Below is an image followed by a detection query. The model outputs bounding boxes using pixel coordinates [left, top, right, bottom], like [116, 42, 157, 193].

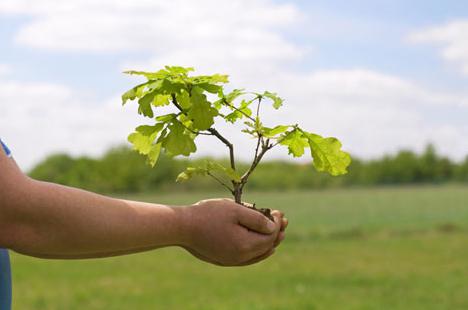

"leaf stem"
[207, 171, 234, 193]
[256, 97, 262, 119]
[222, 98, 256, 122]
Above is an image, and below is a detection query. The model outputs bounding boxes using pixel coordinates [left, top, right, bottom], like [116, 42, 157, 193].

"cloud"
[409, 20, 468, 75]
[0, 76, 144, 170]
[0, 64, 11, 76]
[0, 0, 301, 63]
[3, 67, 468, 171]
[1, 1, 468, 169]
[254, 69, 468, 161]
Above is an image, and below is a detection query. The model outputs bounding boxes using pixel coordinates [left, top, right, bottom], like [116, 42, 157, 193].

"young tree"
[122, 66, 351, 217]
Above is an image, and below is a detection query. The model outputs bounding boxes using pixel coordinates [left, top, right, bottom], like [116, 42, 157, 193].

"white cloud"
[0, 76, 143, 170]
[255, 69, 468, 160]
[3, 67, 468, 171]
[1, 1, 468, 169]
[0, 0, 301, 63]
[409, 20, 468, 75]
[0, 64, 11, 76]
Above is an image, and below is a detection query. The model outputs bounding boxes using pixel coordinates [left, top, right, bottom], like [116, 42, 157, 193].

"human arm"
[0, 150, 286, 266]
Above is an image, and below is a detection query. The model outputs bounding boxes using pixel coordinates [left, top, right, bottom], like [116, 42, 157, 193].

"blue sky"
[1, 0, 468, 169]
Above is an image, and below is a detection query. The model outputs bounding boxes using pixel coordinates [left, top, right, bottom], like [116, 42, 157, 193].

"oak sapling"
[122, 66, 351, 220]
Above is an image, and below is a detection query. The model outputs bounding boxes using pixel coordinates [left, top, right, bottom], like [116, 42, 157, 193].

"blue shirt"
[0, 139, 12, 310]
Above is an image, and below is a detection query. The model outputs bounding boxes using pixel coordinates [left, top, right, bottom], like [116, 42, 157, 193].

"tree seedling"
[122, 66, 351, 219]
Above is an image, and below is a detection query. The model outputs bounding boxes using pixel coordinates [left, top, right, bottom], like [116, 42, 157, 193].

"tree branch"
[171, 94, 185, 112]
[207, 128, 236, 171]
[171, 93, 239, 198]
[240, 143, 270, 190]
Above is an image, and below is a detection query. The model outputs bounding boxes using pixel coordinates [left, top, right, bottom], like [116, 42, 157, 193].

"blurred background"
[2, 0, 468, 309]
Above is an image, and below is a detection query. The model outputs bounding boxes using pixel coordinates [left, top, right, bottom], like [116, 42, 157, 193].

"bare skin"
[0, 150, 287, 266]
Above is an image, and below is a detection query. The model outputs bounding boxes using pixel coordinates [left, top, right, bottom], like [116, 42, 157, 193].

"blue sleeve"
[0, 139, 13, 309]
[0, 249, 12, 310]
[0, 140, 11, 157]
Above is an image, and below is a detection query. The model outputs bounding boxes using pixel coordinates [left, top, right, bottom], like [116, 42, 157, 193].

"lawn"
[11, 186, 468, 309]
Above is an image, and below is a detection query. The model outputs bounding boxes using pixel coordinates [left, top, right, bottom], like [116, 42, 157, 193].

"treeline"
[29, 144, 468, 193]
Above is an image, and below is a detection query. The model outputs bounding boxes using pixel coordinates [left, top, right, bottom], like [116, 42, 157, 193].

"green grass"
[11, 185, 468, 309]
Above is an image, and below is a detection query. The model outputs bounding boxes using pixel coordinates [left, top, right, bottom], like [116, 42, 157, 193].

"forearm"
[4, 178, 189, 259]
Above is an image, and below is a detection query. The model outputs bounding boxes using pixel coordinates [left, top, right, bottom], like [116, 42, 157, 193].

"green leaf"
[122, 88, 137, 105]
[152, 94, 171, 107]
[138, 92, 155, 117]
[136, 124, 164, 136]
[224, 89, 245, 103]
[195, 83, 221, 94]
[206, 161, 241, 183]
[160, 78, 186, 94]
[176, 166, 207, 182]
[187, 88, 218, 130]
[280, 129, 309, 157]
[122, 82, 150, 105]
[165, 66, 194, 75]
[147, 143, 162, 167]
[176, 90, 191, 109]
[162, 121, 196, 156]
[224, 100, 252, 123]
[128, 132, 153, 155]
[262, 91, 283, 109]
[263, 125, 290, 138]
[127, 124, 164, 164]
[123, 69, 169, 80]
[304, 132, 351, 176]
[156, 113, 177, 122]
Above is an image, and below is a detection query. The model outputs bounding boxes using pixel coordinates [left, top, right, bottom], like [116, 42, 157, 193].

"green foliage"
[28, 144, 468, 193]
[305, 133, 352, 176]
[176, 161, 241, 184]
[122, 66, 351, 198]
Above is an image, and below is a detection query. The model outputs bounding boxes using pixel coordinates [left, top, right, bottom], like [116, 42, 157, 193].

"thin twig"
[221, 98, 256, 122]
[240, 144, 270, 190]
[171, 94, 185, 112]
[179, 121, 213, 136]
[207, 171, 234, 193]
[256, 97, 262, 119]
[171, 92, 239, 197]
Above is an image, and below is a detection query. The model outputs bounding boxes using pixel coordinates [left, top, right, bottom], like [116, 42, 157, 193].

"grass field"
[11, 186, 468, 309]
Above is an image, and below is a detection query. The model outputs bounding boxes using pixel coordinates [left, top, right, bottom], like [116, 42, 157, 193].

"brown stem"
[239, 141, 271, 192]
[172, 93, 241, 201]
[207, 128, 236, 171]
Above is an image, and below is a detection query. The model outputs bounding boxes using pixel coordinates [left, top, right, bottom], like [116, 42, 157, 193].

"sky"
[1, 0, 468, 169]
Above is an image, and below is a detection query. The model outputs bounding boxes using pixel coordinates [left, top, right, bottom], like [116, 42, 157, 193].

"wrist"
[172, 204, 195, 248]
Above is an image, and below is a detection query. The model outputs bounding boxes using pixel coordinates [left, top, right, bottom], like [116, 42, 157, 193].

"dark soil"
[241, 202, 274, 221]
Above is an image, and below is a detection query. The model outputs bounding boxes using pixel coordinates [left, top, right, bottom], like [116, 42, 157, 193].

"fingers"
[281, 217, 288, 232]
[237, 207, 276, 234]
[271, 210, 287, 247]
[274, 231, 285, 247]
[242, 213, 282, 258]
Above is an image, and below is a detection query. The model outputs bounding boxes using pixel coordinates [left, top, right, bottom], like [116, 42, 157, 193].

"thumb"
[237, 207, 276, 234]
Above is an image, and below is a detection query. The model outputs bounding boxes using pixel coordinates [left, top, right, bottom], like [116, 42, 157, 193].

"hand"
[180, 198, 286, 266]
